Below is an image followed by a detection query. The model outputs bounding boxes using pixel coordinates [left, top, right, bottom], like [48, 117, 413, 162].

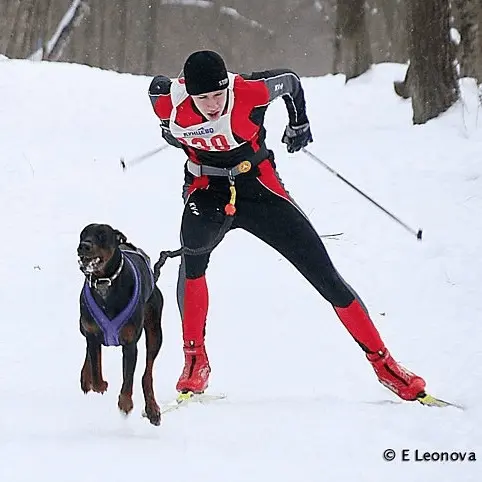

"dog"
[77, 223, 164, 426]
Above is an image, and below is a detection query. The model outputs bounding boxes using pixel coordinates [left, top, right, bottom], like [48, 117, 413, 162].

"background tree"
[0, 0, 399, 78]
[453, 0, 482, 82]
[398, 0, 459, 124]
[333, 0, 372, 81]
[2, 0, 35, 58]
[372, 0, 407, 64]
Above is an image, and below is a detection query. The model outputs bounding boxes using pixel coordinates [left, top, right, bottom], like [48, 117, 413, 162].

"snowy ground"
[0, 58, 480, 481]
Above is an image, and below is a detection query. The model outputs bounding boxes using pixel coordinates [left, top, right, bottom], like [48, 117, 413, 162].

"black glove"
[281, 122, 313, 153]
[160, 122, 183, 149]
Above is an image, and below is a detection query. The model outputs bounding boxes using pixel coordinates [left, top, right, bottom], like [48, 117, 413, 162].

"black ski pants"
[176, 159, 359, 314]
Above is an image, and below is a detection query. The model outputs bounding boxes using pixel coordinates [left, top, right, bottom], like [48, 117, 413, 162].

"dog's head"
[77, 223, 127, 276]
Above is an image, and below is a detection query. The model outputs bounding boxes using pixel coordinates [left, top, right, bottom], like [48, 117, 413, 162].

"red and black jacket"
[148, 69, 309, 169]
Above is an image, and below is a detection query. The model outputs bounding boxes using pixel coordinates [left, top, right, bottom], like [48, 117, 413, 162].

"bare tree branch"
[28, 0, 90, 61]
[161, 0, 211, 7]
[219, 7, 274, 35]
[161, 0, 274, 35]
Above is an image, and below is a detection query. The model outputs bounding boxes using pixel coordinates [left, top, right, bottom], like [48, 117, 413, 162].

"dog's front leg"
[87, 336, 108, 394]
[118, 342, 137, 416]
[80, 345, 93, 393]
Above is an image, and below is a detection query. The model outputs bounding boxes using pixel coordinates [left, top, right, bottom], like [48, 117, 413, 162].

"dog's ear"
[114, 230, 127, 246]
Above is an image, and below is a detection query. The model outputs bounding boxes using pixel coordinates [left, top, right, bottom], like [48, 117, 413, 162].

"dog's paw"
[81, 381, 92, 394]
[118, 393, 134, 415]
[92, 380, 108, 394]
[80, 373, 92, 394]
[144, 403, 161, 426]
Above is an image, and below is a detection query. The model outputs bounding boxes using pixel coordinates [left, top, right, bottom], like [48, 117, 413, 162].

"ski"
[150, 391, 462, 418]
[365, 393, 464, 410]
[159, 391, 227, 415]
[416, 392, 465, 410]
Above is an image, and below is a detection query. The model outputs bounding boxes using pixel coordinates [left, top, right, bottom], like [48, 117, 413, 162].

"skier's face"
[192, 89, 227, 121]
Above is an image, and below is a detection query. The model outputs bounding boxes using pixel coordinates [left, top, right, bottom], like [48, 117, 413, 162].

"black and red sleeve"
[243, 69, 309, 127]
[148, 75, 174, 125]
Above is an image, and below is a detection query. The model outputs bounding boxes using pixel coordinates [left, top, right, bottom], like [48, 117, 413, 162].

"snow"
[0, 58, 481, 481]
[451, 27, 461, 46]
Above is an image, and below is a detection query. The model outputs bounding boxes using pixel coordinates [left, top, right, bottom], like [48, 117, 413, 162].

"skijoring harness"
[152, 158, 253, 281]
[82, 249, 155, 346]
[185, 158, 253, 178]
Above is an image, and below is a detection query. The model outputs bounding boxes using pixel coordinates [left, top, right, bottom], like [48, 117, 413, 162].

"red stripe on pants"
[334, 300, 384, 353]
[256, 160, 291, 201]
[182, 275, 209, 345]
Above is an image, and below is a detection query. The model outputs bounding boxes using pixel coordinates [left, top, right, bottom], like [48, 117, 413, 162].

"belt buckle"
[233, 160, 251, 176]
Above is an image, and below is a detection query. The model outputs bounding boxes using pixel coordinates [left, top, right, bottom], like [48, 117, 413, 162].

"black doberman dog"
[77, 223, 163, 426]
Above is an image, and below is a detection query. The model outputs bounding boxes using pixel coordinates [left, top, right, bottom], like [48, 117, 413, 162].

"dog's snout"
[78, 240, 93, 254]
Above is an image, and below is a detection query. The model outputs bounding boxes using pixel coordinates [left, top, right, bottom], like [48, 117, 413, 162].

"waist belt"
[187, 159, 253, 178]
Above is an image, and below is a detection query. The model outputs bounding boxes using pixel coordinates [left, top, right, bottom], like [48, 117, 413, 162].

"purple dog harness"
[82, 250, 154, 346]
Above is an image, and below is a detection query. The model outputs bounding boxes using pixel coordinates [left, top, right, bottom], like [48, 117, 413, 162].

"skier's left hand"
[281, 122, 313, 153]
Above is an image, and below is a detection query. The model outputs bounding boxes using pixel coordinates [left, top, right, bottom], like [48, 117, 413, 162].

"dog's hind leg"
[87, 337, 108, 394]
[118, 342, 137, 416]
[142, 296, 163, 426]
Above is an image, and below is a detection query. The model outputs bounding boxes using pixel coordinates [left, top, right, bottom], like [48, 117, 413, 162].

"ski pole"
[120, 144, 170, 171]
[301, 148, 423, 241]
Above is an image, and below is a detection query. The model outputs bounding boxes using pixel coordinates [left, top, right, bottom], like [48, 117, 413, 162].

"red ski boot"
[176, 343, 211, 394]
[367, 349, 426, 401]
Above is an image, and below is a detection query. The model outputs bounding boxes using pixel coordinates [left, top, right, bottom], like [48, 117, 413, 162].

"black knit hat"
[183, 50, 229, 95]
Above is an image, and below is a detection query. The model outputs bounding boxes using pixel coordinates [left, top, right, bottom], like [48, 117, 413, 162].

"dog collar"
[87, 254, 124, 290]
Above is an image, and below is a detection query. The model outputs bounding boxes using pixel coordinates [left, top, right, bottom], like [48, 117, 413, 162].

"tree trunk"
[453, 0, 480, 81]
[145, 0, 159, 75]
[47, 1, 90, 61]
[407, 0, 459, 124]
[477, 4, 482, 83]
[377, 0, 408, 63]
[333, 0, 373, 81]
[118, 0, 128, 72]
[6, 0, 29, 58]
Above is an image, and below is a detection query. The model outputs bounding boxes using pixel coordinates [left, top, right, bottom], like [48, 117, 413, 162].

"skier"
[148, 50, 426, 402]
